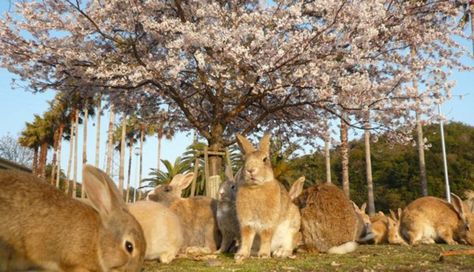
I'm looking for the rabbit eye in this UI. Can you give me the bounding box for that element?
[125,241,134,254]
[231,184,236,190]
[263,156,268,163]
[164,186,172,192]
[466,223,471,231]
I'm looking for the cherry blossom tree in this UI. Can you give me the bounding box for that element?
[0,0,470,184]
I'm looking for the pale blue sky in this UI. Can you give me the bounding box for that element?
[0,2,473,188]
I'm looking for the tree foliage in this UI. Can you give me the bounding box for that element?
[0,133,33,167]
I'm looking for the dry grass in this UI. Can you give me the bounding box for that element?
[142,244,474,272]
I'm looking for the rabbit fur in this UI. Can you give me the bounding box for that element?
[128,200,183,263]
[0,166,146,272]
[293,183,359,254]
[147,173,221,252]
[234,134,303,260]
[216,166,240,253]
[400,194,474,245]
[352,202,374,243]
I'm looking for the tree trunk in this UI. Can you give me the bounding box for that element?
[38,141,48,179]
[340,116,350,198]
[95,97,102,167]
[411,48,428,196]
[206,139,223,199]
[50,128,59,185]
[138,125,145,199]
[32,146,38,176]
[55,124,64,189]
[66,108,76,196]
[156,133,161,173]
[324,133,331,184]
[81,106,89,198]
[72,108,79,198]
[118,116,127,196]
[364,116,375,216]
[126,141,133,203]
[106,105,115,175]
[470,4,474,54]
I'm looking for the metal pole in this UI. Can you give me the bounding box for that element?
[438,103,450,203]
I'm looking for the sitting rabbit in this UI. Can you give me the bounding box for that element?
[234,133,303,260]
[128,200,183,263]
[147,173,221,252]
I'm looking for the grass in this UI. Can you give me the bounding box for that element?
[143,244,474,272]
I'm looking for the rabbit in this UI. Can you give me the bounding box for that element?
[293,183,359,254]
[0,165,146,272]
[400,194,474,245]
[216,166,240,253]
[370,212,389,244]
[234,133,303,260]
[351,202,375,243]
[127,200,183,263]
[386,208,408,245]
[147,173,221,253]
[464,190,474,213]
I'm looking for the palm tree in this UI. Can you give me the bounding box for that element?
[364,111,375,216]
[142,157,192,189]
[19,122,41,175]
[106,104,116,176]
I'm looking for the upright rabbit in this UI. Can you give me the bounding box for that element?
[234,134,302,260]
[128,201,183,263]
[0,166,146,272]
[400,194,474,245]
[216,166,240,253]
[293,183,359,254]
[147,173,221,252]
[352,202,374,243]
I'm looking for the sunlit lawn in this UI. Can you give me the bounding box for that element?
[143,244,474,271]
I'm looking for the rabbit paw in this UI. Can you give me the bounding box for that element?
[234,252,249,261]
[272,248,292,258]
[159,252,176,264]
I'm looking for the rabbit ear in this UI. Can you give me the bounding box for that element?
[389,209,397,221]
[351,201,360,212]
[224,165,234,182]
[259,134,271,155]
[289,176,305,200]
[82,165,126,217]
[397,208,403,219]
[360,203,367,212]
[451,193,467,220]
[236,134,255,154]
[377,211,385,216]
[170,173,194,192]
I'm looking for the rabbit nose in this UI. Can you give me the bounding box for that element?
[247,168,256,175]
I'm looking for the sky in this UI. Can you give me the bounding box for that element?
[0,2,473,189]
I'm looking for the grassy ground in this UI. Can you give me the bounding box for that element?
[143,244,474,272]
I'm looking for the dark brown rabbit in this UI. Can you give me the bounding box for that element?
[0,166,146,272]
[294,183,359,254]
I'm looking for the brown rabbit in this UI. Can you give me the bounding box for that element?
[293,183,359,254]
[147,173,221,252]
[464,190,474,213]
[400,194,474,245]
[234,134,302,260]
[128,201,183,263]
[0,166,146,272]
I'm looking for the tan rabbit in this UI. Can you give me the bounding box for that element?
[387,208,408,245]
[464,190,474,213]
[128,200,183,263]
[351,202,374,243]
[0,166,146,272]
[370,212,388,244]
[400,194,474,245]
[293,183,359,254]
[147,173,221,252]
[234,134,302,260]
[216,166,240,253]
